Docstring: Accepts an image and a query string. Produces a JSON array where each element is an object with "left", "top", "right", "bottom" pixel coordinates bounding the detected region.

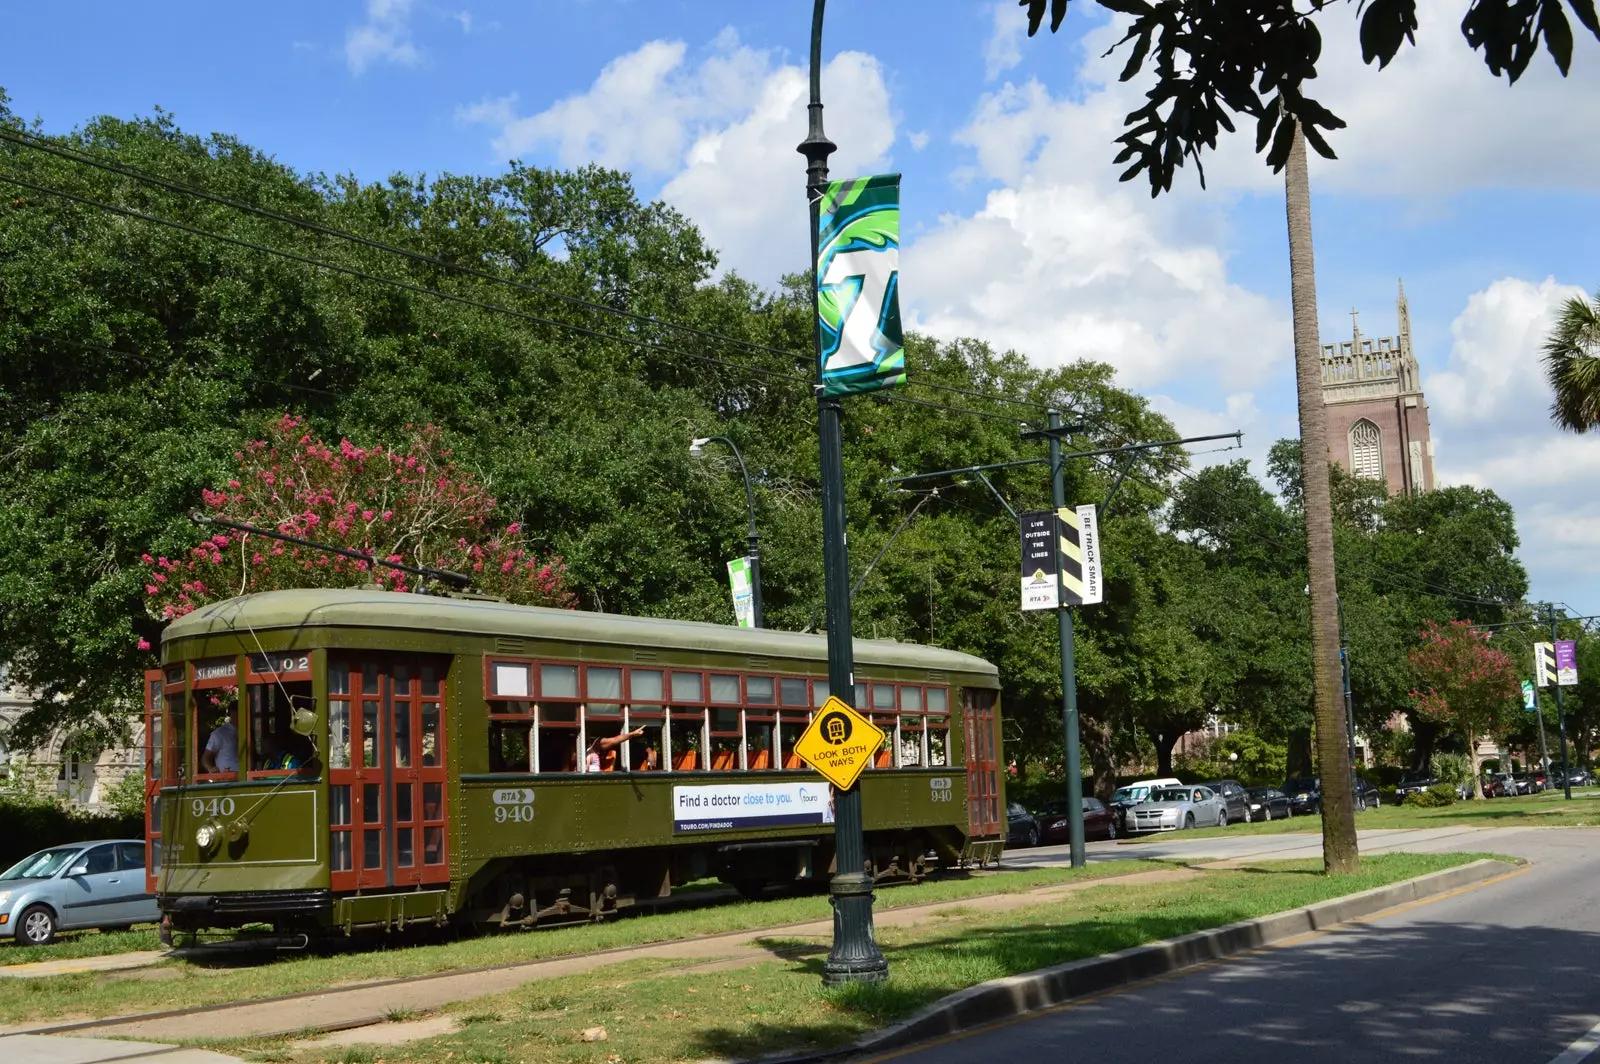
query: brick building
[{"left": 1320, "top": 282, "right": 1435, "bottom": 497}]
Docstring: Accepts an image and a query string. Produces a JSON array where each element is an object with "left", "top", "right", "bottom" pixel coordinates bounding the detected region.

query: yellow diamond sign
[{"left": 792, "top": 696, "right": 886, "bottom": 791}]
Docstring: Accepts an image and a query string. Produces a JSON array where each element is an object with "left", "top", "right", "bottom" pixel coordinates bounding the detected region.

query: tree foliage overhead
[
  {"left": 1408, "top": 618, "right": 1522, "bottom": 796},
  {"left": 1019, "top": 0, "right": 1600, "bottom": 194},
  {"left": 1542, "top": 287, "right": 1600, "bottom": 433}
]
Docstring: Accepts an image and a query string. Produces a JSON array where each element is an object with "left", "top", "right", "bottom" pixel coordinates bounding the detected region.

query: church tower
[{"left": 1319, "top": 281, "right": 1435, "bottom": 496}]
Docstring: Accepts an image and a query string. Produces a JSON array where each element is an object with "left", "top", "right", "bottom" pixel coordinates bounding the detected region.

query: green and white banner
[
  {"left": 816, "top": 173, "right": 905, "bottom": 397},
  {"left": 727, "top": 557, "right": 755, "bottom": 629}
]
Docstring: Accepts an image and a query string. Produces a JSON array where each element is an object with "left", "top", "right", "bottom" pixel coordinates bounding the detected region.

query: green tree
[
  {"left": 1409, "top": 619, "right": 1522, "bottom": 797},
  {"left": 1542, "top": 287, "right": 1600, "bottom": 432}
]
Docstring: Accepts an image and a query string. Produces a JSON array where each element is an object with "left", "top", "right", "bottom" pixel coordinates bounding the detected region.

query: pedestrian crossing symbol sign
[{"left": 792, "top": 696, "right": 886, "bottom": 791}]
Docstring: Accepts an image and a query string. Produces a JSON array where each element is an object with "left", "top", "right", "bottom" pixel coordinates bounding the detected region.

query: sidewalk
[
  {"left": 0, "top": 951, "right": 168, "bottom": 981},
  {"left": 0, "top": 1033, "right": 241, "bottom": 1064}
]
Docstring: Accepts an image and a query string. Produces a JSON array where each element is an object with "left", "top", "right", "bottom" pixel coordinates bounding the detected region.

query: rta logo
[{"left": 822, "top": 712, "right": 852, "bottom": 745}]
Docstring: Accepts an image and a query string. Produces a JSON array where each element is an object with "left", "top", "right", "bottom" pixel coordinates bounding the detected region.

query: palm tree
[
  {"left": 1283, "top": 121, "right": 1359, "bottom": 874},
  {"left": 1543, "top": 290, "right": 1600, "bottom": 433}
]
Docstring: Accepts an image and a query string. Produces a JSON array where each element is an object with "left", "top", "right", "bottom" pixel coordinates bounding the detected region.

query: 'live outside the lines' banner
[{"left": 816, "top": 173, "right": 905, "bottom": 397}]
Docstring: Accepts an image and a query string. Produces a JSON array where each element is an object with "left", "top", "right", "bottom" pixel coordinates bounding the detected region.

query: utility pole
[
  {"left": 800, "top": 0, "right": 887, "bottom": 986},
  {"left": 1049, "top": 411, "right": 1087, "bottom": 869},
  {"left": 1549, "top": 603, "right": 1573, "bottom": 801}
]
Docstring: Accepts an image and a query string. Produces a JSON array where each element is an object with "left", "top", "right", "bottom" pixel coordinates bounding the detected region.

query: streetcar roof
[{"left": 163, "top": 589, "right": 999, "bottom": 679}]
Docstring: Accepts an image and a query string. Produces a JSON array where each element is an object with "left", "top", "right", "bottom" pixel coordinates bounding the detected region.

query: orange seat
[
  {"left": 749, "top": 749, "right": 771, "bottom": 770},
  {"left": 783, "top": 752, "right": 804, "bottom": 769},
  {"left": 710, "top": 749, "right": 737, "bottom": 771},
  {"left": 874, "top": 749, "right": 892, "bottom": 768},
  {"left": 673, "top": 750, "right": 698, "bottom": 771}
]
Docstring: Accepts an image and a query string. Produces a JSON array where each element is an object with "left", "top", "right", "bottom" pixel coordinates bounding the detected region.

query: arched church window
[{"left": 1349, "top": 419, "right": 1383, "bottom": 480}]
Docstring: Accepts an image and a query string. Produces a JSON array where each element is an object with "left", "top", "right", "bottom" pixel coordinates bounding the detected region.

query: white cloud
[
  {"left": 459, "top": 34, "right": 773, "bottom": 172},
  {"left": 908, "top": 130, "right": 930, "bottom": 151},
  {"left": 461, "top": 34, "right": 897, "bottom": 283},
  {"left": 345, "top": 0, "right": 421, "bottom": 76},
  {"left": 1427, "top": 277, "right": 1600, "bottom": 593},
  {"left": 984, "top": 1, "right": 1026, "bottom": 81}
]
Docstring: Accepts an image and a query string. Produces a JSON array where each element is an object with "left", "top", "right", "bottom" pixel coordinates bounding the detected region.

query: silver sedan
[
  {"left": 1, "top": 840, "right": 158, "bottom": 945},
  {"left": 1126, "top": 785, "right": 1228, "bottom": 833}
]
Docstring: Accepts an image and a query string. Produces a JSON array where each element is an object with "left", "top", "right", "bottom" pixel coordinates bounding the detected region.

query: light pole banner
[
  {"left": 1535, "top": 642, "right": 1556, "bottom": 687},
  {"left": 1056, "top": 504, "right": 1104, "bottom": 606},
  {"left": 727, "top": 557, "right": 755, "bottom": 629},
  {"left": 1522, "top": 680, "right": 1537, "bottom": 711},
  {"left": 817, "top": 173, "right": 905, "bottom": 397},
  {"left": 1556, "top": 640, "right": 1579, "bottom": 686},
  {"left": 1019, "top": 511, "right": 1059, "bottom": 611}
]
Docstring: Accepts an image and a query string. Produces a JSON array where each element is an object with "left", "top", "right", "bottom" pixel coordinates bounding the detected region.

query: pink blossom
[{"left": 136, "top": 638, "right": 151, "bottom": 651}]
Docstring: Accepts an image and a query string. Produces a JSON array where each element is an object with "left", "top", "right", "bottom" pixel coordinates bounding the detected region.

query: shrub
[
  {"left": 0, "top": 793, "right": 144, "bottom": 869},
  {"left": 1403, "top": 784, "right": 1457, "bottom": 808},
  {"left": 1431, "top": 752, "right": 1472, "bottom": 788}
]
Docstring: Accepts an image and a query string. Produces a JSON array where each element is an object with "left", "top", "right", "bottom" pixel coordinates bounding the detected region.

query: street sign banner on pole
[
  {"left": 1522, "top": 680, "right": 1537, "bottom": 711},
  {"left": 816, "top": 174, "right": 905, "bottom": 397},
  {"left": 1056, "top": 504, "right": 1104, "bottom": 606},
  {"left": 1020, "top": 510, "right": 1059, "bottom": 611},
  {"left": 727, "top": 558, "right": 755, "bottom": 629},
  {"left": 1535, "top": 642, "right": 1556, "bottom": 688},
  {"left": 792, "top": 696, "right": 886, "bottom": 791},
  {"left": 1556, "top": 640, "right": 1579, "bottom": 686}
]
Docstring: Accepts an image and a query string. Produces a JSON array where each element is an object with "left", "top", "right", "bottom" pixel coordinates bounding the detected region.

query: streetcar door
[
  {"left": 327, "top": 655, "right": 450, "bottom": 893},
  {"left": 143, "top": 669, "right": 165, "bottom": 895},
  {"left": 963, "top": 689, "right": 1001, "bottom": 838}
]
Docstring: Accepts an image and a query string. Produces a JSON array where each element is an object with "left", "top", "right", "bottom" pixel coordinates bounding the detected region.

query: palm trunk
[
  {"left": 1284, "top": 121, "right": 1359, "bottom": 874},
  {"left": 1467, "top": 726, "right": 1484, "bottom": 799}
]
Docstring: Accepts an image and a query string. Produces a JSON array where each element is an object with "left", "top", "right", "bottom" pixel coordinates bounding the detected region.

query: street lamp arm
[{"left": 694, "top": 435, "right": 758, "bottom": 543}]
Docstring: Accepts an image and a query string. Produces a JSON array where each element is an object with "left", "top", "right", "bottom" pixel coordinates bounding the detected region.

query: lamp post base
[{"left": 821, "top": 871, "right": 888, "bottom": 985}]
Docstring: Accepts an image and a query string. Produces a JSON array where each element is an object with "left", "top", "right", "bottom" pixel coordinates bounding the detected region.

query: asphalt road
[{"left": 878, "top": 828, "right": 1600, "bottom": 1064}]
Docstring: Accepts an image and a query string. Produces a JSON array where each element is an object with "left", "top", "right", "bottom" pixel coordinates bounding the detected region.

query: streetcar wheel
[{"left": 733, "top": 880, "right": 769, "bottom": 901}]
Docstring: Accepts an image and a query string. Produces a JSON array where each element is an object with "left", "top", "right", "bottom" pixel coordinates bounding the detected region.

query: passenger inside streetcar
[{"left": 585, "top": 725, "right": 646, "bottom": 772}]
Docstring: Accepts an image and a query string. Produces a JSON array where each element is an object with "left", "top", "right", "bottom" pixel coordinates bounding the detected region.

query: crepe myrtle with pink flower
[{"left": 141, "top": 415, "right": 574, "bottom": 623}]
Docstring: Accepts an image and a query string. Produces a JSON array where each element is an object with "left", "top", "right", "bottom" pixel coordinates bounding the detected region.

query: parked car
[
  {"left": 1282, "top": 776, "right": 1322, "bottom": 816},
  {"left": 1246, "top": 787, "right": 1291, "bottom": 822},
  {"left": 1204, "top": 779, "right": 1252, "bottom": 823},
  {"left": 1353, "top": 776, "right": 1381, "bottom": 811},
  {"left": 1108, "top": 777, "right": 1182, "bottom": 830},
  {"left": 1127, "top": 785, "right": 1227, "bottom": 833},
  {"left": 1006, "top": 801, "right": 1040, "bottom": 848},
  {"left": 1, "top": 840, "right": 157, "bottom": 945},
  {"left": 1036, "top": 797, "right": 1120, "bottom": 844},
  {"left": 1512, "top": 772, "right": 1543, "bottom": 795},
  {"left": 1562, "top": 768, "right": 1595, "bottom": 787},
  {"left": 1394, "top": 773, "right": 1436, "bottom": 800},
  {"left": 1483, "top": 772, "right": 1515, "bottom": 798}
]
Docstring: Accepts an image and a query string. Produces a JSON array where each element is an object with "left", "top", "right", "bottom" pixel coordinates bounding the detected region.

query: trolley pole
[
  {"left": 801, "top": 0, "right": 887, "bottom": 986},
  {"left": 1049, "top": 411, "right": 1087, "bottom": 869}
]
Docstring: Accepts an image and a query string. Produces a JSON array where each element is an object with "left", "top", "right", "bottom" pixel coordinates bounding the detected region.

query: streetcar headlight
[{"left": 195, "top": 823, "right": 219, "bottom": 853}]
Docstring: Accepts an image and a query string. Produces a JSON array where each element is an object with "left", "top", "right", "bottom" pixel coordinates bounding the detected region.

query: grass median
[
  {"left": 1120, "top": 787, "right": 1600, "bottom": 843},
  {"left": 206, "top": 851, "right": 1496, "bottom": 1064},
  {"left": 0, "top": 861, "right": 1143, "bottom": 1024}
]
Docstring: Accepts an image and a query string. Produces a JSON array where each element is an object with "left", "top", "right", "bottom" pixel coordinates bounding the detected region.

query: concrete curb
[{"left": 755, "top": 857, "right": 1518, "bottom": 1063}]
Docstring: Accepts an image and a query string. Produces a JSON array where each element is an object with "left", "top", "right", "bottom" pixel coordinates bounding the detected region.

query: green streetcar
[{"left": 144, "top": 589, "right": 1005, "bottom": 937}]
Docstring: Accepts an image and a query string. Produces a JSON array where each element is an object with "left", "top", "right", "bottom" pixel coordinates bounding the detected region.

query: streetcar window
[
  {"left": 632, "top": 669, "right": 665, "bottom": 702},
  {"left": 779, "top": 678, "right": 808, "bottom": 706},
  {"left": 249, "top": 680, "right": 313, "bottom": 774},
  {"left": 928, "top": 714, "right": 949, "bottom": 766},
  {"left": 779, "top": 720, "right": 807, "bottom": 769},
  {"left": 541, "top": 664, "right": 579, "bottom": 700},
  {"left": 900, "top": 713, "right": 925, "bottom": 767},
  {"left": 926, "top": 688, "right": 948, "bottom": 713},
  {"left": 854, "top": 683, "right": 869, "bottom": 709},
  {"left": 587, "top": 666, "right": 623, "bottom": 710},
  {"left": 492, "top": 663, "right": 531, "bottom": 698},
  {"left": 746, "top": 718, "right": 774, "bottom": 770},
  {"left": 328, "top": 664, "right": 352, "bottom": 770},
  {"left": 746, "top": 676, "right": 775, "bottom": 705},
  {"left": 813, "top": 680, "right": 830, "bottom": 705},
  {"left": 709, "top": 674, "right": 740, "bottom": 704},
  {"left": 195, "top": 685, "right": 240, "bottom": 781},
  {"left": 488, "top": 721, "right": 531, "bottom": 772},
  {"left": 900, "top": 686, "right": 923, "bottom": 712},
  {"left": 165, "top": 691, "right": 187, "bottom": 782},
  {"left": 873, "top": 684, "right": 896, "bottom": 710},
  {"left": 670, "top": 672, "right": 703, "bottom": 704}
]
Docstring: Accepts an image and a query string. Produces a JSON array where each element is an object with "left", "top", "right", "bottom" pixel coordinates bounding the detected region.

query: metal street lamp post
[
  {"left": 691, "top": 436, "right": 764, "bottom": 629},
  {"left": 1336, "top": 595, "right": 1356, "bottom": 768},
  {"left": 800, "top": 0, "right": 888, "bottom": 986}
]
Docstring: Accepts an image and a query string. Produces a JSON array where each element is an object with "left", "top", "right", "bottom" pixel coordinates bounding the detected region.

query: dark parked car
[
  {"left": 1204, "top": 779, "right": 1252, "bottom": 824},
  {"left": 1512, "top": 772, "right": 1543, "bottom": 795},
  {"left": 1395, "top": 773, "right": 1436, "bottom": 800},
  {"left": 1246, "top": 787, "right": 1291, "bottom": 821},
  {"left": 1283, "top": 776, "right": 1321, "bottom": 816},
  {"left": 1036, "top": 797, "right": 1119, "bottom": 844},
  {"left": 1483, "top": 772, "right": 1515, "bottom": 798},
  {"left": 1006, "top": 801, "right": 1040, "bottom": 848},
  {"left": 1353, "top": 776, "right": 1381, "bottom": 811}
]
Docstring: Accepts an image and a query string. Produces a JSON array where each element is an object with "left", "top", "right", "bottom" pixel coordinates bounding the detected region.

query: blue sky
[{"left": 4, "top": 0, "right": 1598, "bottom": 620}]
